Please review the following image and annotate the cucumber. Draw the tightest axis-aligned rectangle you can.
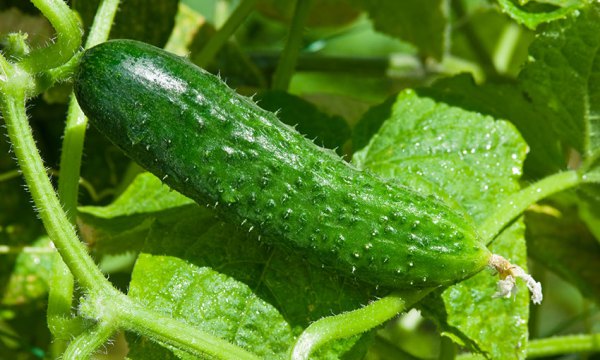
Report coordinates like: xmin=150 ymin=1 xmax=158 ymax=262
xmin=74 ymin=39 xmax=491 ymax=288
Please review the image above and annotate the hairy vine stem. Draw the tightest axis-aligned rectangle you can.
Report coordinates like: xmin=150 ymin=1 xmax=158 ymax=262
xmin=50 ymin=0 xmax=121 ymax=351
xmin=290 ymin=289 xmax=432 ymax=359
xmin=20 ymin=0 xmax=81 ymax=73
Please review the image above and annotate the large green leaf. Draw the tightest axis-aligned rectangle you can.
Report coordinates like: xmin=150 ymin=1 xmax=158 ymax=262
xmin=353 ymin=89 xmax=530 ymax=358
xmin=127 ymin=254 xmax=294 ymax=359
xmin=429 ymin=74 xmax=565 ymax=178
xmin=353 ymin=89 xmax=527 ymax=223
xmin=351 ymin=0 xmax=449 ymax=60
xmin=519 ymin=2 xmax=600 ymax=157
xmin=77 ymin=173 xmax=195 ymax=255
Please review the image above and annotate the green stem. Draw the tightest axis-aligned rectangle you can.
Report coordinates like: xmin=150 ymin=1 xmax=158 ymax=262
xmin=251 ymin=53 xmax=391 ymax=76
xmin=526 ymin=333 xmax=600 ymax=358
xmin=194 ymin=0 xmax=258 ymax=68
xmin=84 ymin=0 xmax=121 ymax=48
xmin=58 ymin=0 xmax=121 ymax=220
xmin=51 ymin=0 xmax=121 ymax=348
xmin=108 ymin=295 xmax=261 ymax=360
xmin=493 ymin=23 xmax=521 ymax=74
xmin=271 ymin=0 xmax=312 ymax=90
xmin=20 ymin=0 xmax=81 ymax=73
xmin=62 ymin=322 xmax=117 ymax=360
xmin=479 ymin=170 xmax=581 ymax=243
xmin=451 ymin=0 xmax=498 ymax=78
xmin=0 ymin=52 xmax=11 ymax=75
xmin=58 ymin=98 xmax=88 ymax=222
xmin=582 ymin=170 xmax=600 ymax=184
xmin=33 ymin=52 xmax=81 ymax=95
xmin=0 ymin=169 xmax=20 ymax=182
xmin=290 ymin=289 xmax=431 ymax=360
xmin=0 ymin=86 xmax=110 ymax=293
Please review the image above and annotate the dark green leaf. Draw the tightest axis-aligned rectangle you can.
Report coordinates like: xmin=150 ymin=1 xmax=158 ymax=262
xmin=352 ymin=0 xmax=449 ymax=60
xmin=519 ymin=2 xmax=600 ymax=157
xmin=526 ymin=201 xmax=600 ymax=302
xmin=352 ymin=95 xmax=394 ymax=153
xmin=72 ymin=0 xmax=179 ymax=47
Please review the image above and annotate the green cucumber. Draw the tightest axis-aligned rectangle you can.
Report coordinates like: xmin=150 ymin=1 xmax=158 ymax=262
xmin=74 ymin=39 xmax=491 ymax=288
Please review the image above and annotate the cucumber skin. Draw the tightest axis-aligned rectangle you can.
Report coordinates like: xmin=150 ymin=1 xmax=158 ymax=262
xmin=75 ymin=39 xmax=490 ymax=288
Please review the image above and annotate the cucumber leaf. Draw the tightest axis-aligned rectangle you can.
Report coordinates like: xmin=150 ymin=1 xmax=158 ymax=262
xmin=496 ymin=0 xmax=588 ymax=29
xmin=429 ymin=74 xmax=565 ymax=179
xmin=351 ymin=0 xmax=449 ymax=60
xmin=127 ymin=254 xmax=294 ymax=359
xmin=353 ymin=89 xmax=527 ymax=223
xmin=77 ymin=173 xmax=195 ymax=255
xmin=519 ymin=2 xmax=600 ymax=158
xmin=353 ymin=90 xmax=529 ymax=359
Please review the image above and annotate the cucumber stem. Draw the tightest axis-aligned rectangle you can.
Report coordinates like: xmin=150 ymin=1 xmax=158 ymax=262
xmin=0 ymin=86 xmax=110 ymax=292
xmin=526 ymin=333 xmax=600 ymax=358
xmin=479 ymin=170 xmax=581 ymax=243
xmin=51 ymin=0 xmax=122 ymax=348
xmin=290 ymin=289 xmax=432 ymax=360
xmin=493 ymin=23 xmax=521 ymax=74
xmin=272 ymin=0 xmax=312 ymax=90
xmin=61 ymin=322 xmax=117 ymax=360
xmin=20 ymin=0 xmax=81 ymax=73
xmin=58 ymin=0 xmax=121 ymax=221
